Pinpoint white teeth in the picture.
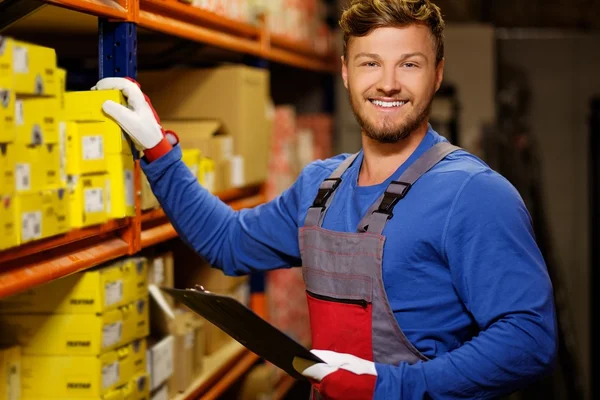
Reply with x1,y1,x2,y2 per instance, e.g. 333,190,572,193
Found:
371,100,406,108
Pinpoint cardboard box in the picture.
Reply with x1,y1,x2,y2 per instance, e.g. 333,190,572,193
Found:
41,142,61,189
106,153,135,219
147,253,174,289
146,336,174,392
198,157,215,193
68,173,108,228
14,143,42,192
16,190,44,244
121,371,151,400
22,339,147,398
65,122,108,175
70,121,132,157
0,297,149,356
0,194,18,251
57,68,66,116
0,257,148,314
0,37,58,96
15,97,59,144
148,287,194,395
150,384,168,400
187,315,206,376
0,88,15,143
141,174,158,211
181,148,200,178
138,66,272,186
161,120,233,163
215,155,245,192
44,187,69,238
0,345,21,400
0,143,14,194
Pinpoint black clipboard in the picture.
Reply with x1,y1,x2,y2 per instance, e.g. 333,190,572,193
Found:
161,286,323,380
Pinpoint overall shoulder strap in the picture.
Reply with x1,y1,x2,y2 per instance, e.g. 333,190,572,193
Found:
358,142,461,234
304,152,360,228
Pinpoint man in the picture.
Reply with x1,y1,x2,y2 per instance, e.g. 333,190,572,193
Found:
93,0,557,398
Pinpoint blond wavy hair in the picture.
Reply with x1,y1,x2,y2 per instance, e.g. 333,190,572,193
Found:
339,0,445,65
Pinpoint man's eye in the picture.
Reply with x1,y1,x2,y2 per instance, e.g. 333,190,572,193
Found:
363,62,378,67
403,63,416,68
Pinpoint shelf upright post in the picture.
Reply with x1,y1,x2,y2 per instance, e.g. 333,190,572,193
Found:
98,20,142,255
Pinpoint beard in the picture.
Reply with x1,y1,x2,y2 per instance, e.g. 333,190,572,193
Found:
348,87,434,144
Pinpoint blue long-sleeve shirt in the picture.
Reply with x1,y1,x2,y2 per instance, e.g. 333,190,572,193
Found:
142,128,557,399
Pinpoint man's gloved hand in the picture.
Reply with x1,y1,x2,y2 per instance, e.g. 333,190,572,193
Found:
301,350,377,400
91,77,178,161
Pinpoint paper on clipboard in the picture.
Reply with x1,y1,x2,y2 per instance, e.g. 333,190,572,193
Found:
160,286,323,380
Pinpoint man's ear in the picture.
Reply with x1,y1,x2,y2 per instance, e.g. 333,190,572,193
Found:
435,58,445,92
341,56,349,89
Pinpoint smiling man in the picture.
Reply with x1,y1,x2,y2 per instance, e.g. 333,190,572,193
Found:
93,0,558,398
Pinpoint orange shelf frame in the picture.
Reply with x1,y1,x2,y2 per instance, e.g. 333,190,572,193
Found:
44,0,128,20
0,236,129,299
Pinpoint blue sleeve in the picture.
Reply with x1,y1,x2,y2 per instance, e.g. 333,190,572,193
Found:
373,171,558,399
141,145,304,275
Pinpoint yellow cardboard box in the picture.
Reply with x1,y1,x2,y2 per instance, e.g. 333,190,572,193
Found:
22,339,147,398
42,187,69,239
14,143,42,192
0,143,14,194
198,157,215,193
0,297,149,356
66,122,108,175
15,97,59,144
0,257,148,314
0,37,58,96
121,372,150,400
65,90,125,123
0,194,18,251
57,67,66,115
0,88,15,142
68,173,108,228
181,148,200,178
41,142,61,189
16,190,44,244
106,153,135,219
74,121,132,156
0,345,21,400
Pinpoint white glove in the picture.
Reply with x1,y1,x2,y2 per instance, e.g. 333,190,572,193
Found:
92,78,178,160
302,350,377,382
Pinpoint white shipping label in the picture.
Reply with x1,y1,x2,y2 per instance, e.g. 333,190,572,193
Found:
230,156,245,187
101,361,120,389
15,99,24,125
82,136,104,160
184,331,194,350
21,211,42,241
152,258,164,285
125,170,134,207
15,163,31,191
13,45,29,73
102,321,122,348
84,188,104,213
204,171,215,193
105,280,124,307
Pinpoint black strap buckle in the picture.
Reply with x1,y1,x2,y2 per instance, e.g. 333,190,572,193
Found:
311,178,342,208
374,181,412,218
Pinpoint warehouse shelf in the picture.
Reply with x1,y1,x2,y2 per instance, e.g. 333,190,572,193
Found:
44,0,128,20
0,236,129,299
174,340,259,400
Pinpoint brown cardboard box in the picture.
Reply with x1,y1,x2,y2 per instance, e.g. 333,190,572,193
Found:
160,119,233,164
138,66,271,186
148,287,195,396
148,252,175,288
186,313,206,376
141,173,159,211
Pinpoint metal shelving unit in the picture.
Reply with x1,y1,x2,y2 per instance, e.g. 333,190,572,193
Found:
0,1,332,396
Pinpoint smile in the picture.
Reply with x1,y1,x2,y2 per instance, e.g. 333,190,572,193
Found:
369,99,407,108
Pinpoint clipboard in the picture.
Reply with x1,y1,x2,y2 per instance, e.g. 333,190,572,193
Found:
161,286,323,381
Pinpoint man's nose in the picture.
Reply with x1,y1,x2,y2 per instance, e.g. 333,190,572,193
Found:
377,66,401,95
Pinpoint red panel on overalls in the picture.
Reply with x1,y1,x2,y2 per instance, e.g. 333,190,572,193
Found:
299,142,459,400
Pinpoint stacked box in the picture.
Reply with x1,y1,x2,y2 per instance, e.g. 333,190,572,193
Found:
0,257,150,400
64,90,136,226
0,37,68,251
